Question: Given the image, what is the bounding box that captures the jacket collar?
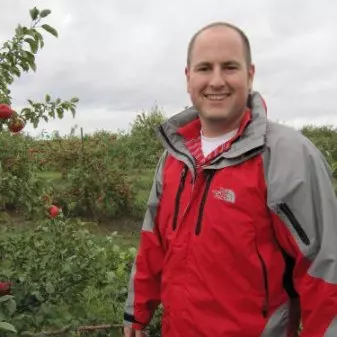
[156,91,268,169]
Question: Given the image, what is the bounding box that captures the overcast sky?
[1,0,337,137]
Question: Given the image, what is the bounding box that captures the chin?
[202,109,231,122]
[205,115,229,123]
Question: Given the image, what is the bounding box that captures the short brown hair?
[186,22,252,67]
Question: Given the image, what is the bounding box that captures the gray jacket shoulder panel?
[264,120,337,285]
[264,121,332,206]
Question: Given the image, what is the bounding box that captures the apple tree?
[0,7,80,219]
[0,6,79,133]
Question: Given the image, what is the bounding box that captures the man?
[123,22,337,337]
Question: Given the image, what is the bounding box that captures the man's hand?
[123,326,148,337]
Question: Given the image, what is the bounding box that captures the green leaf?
[24,28,36,38]
[29,7,39,21]
[40,9,52,18]
[0,295,13,303]
[45,94,51,103]
[15,25,23,37]
[3,72,14,85]
[41,24,58,38]
[31,290,44,302]
[22,50,35,62]
[11,66,21,77]
[46,282,55,294]
[1,63,11,71]
[20,62,30,72]
[0,321,17,333]
[56,107,63,118]
[32,31,44,48]
[7,298,16,315]
[21,26,29,35]
[22,51,36,71]
[24,38,38,53]
[27,59,36,72]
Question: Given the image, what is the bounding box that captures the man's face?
[185,26,255,124]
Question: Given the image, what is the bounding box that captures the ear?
[185,66,191,93]
[248,64,255,91]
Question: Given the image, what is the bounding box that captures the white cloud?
[0,0,336,136]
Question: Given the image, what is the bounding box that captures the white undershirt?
[201,129,238,157]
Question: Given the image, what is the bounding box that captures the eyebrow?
[194,60,240,68]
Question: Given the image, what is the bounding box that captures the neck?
[200,110,246,138]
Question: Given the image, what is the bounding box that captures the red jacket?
[124,92,337,336]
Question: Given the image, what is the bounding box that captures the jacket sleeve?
[123,151,167,330]
[268,135,337,337]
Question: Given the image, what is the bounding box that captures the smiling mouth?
[203,93,231,101]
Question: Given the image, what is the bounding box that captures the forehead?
[190,26,245,64]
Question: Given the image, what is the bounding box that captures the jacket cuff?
[124,312,147,330]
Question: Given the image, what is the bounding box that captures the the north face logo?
[212,188,236,204]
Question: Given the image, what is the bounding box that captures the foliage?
[117,106,166,169]
[0,6,78,131]
[0,217,154,336]
[0,125,150,222]
[1,107,166,221]
[2,110,337,221]
[0,131,49,218]
[57,135,134,222]
[27,131,135,222]
[0,5,80,221]
[301,125,337,178]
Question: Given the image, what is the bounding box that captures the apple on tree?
[0,103,26,132]
[49,205,61,218]
[7,117,25,133]
[0,104,13,119]
[0,282,12,296]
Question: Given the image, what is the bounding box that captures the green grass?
[114,232,140,249]
[127,168,154,189]
[93,231,140,250]
[37,170,62,182]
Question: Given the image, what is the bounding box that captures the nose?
[209,67,225,89]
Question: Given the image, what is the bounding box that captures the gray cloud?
[1,0,336,136]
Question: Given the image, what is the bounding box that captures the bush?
[301,125,337,178]
[0,216,163,335]
[0,131,49,218]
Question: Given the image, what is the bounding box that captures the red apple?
[0,104,13,119]
[0,282,11,296]
[49,205,60,218]
[7,117,25,133]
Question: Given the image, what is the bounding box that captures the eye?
[224,64,239,71]
[197,66,210,72]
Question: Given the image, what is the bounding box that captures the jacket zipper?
[254,240,269,318]
[172,166,188,231]
[279,203,310,246]
[195,170,215,236]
